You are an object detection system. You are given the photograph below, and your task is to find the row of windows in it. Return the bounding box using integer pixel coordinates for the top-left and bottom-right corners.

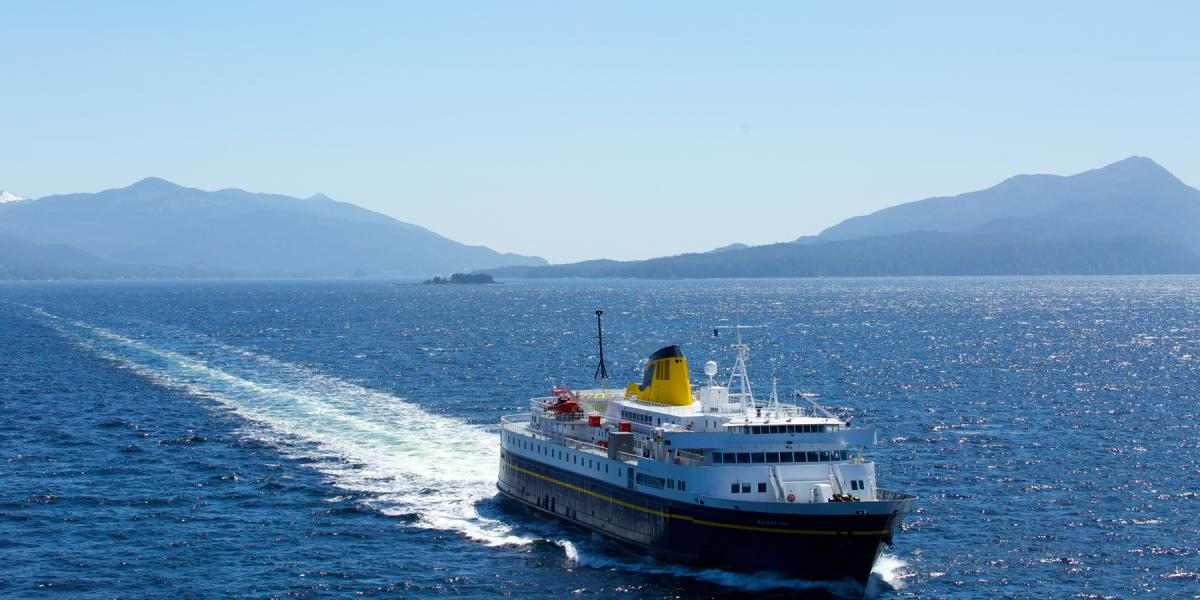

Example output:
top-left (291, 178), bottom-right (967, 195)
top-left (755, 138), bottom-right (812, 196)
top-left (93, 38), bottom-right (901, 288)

top-left (849, 479), bottom-right (867, 491)
top-left (730, 482), bottom-right (768, 494)
top-left (731, 424), bottom-right (838, 435)
top-left (506, 434), bottom-right (611, 475)
top-left (711, 449), bottom-right (850, 464)
top-left (620, 410), bottom-right (655, 425)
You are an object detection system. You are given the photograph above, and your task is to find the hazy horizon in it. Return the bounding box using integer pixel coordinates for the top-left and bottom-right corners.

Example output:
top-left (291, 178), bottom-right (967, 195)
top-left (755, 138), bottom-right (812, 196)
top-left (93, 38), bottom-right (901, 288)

top-left (4, 2), bottom-right (1199, 262)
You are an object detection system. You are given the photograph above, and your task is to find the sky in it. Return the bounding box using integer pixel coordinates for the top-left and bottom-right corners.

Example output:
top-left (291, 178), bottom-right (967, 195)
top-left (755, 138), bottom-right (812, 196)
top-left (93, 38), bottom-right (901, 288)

top-left (2, 2), bottom-right (1199, 263)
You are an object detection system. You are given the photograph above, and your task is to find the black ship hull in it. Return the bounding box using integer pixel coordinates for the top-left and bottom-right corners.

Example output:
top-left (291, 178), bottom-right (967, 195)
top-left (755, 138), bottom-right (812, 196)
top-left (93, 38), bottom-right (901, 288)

top-left (497, 451), bottom-right (908, 586)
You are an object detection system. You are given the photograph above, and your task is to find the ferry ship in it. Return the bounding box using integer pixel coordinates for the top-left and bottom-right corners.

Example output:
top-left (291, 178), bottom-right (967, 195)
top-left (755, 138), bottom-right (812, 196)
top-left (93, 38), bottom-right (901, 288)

top-left (497, 316), bottom-right (916, 585)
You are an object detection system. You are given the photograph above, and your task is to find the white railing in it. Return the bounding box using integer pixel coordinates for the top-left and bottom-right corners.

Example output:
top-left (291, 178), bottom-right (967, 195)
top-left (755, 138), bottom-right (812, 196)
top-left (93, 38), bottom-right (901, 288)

top-left (501, 413), bottom-right (640, 464)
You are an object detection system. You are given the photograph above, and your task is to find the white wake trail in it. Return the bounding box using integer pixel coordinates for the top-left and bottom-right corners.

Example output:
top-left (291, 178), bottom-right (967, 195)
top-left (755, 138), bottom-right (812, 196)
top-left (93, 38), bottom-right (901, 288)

top-left (31, 307), bottom-right (529, 547)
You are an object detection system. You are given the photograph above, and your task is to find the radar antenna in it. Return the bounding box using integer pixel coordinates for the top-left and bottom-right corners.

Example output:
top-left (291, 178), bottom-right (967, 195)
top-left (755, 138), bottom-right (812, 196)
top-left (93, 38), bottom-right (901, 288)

top-left (593, 310), bottom-right (609, 386)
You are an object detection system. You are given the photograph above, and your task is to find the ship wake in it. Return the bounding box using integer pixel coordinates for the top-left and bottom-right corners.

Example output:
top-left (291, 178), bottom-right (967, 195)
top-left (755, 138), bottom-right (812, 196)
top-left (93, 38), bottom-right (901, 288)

top-left (29, 307), bottom-right (911, 597)
top-left (28, 307), bottom-right (528, 547)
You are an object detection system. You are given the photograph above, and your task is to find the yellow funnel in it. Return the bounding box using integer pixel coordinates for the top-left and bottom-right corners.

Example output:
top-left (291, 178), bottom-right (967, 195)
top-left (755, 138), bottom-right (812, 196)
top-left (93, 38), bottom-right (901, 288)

top-left (625, 345), bottom-right (693, 406)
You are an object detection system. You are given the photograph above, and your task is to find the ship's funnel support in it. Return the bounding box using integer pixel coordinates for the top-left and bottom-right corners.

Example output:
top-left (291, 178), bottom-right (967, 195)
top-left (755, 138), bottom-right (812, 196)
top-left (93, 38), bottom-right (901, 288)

top-left (625, 345), bottom-right (693, 406)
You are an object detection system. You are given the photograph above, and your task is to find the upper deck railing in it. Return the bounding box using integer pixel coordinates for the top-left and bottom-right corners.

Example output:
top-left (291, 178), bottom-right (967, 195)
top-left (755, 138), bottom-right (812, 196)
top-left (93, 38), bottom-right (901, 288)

top-left (501, 413), bottom-right (640, 464)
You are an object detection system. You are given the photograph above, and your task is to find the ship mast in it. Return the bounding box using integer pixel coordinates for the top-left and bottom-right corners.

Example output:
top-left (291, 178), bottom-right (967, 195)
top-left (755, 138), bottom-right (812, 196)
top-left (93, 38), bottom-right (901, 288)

top-left (715, 324), bottom-right (763, 413)
top-left (593, 309), bottom-right (609, 388)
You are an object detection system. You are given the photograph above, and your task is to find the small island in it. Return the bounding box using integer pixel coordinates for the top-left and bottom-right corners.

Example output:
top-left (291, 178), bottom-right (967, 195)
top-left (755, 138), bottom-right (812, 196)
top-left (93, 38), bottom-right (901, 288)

top-left (422, 272), bottom-right (498, 285)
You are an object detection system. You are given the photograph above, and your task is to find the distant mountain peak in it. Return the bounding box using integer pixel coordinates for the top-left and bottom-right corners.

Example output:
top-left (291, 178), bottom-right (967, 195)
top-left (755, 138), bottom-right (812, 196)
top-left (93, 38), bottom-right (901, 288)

top-left (0, 177), bottom-right (547, 278)
top-left (127, 176), bottom-right (185, 191)
top-left (307, 193), bottom-right (334, 202)
top-left (1081, 155), bottom-right (1179, 183)
top-left (817, 156), bottom-right (1197, 244)
top-left (1106, 155), bottom-right (1160, 169)
top-left (0, 190), bottom-right (27, 203)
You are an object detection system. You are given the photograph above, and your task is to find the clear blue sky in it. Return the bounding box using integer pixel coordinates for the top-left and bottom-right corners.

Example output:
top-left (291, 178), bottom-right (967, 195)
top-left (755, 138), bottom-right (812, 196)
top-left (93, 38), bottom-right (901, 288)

top-left (2, 2), bottom-right (1198, 263)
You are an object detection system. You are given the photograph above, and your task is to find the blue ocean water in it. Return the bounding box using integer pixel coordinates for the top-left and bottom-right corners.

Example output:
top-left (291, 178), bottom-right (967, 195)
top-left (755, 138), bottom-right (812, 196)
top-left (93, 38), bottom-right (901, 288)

top-left (1, 277), bottom-right (1198, 598)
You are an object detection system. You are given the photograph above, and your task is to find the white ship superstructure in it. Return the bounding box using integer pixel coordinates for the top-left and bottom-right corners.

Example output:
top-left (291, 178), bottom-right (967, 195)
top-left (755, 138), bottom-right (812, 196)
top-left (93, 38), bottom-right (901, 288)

top-left (497, 318), bottom-right (915, 584)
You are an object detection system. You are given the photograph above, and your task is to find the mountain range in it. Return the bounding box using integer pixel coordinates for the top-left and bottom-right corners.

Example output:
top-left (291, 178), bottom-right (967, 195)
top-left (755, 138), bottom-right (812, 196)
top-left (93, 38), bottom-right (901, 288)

top-left (488, 156), bottom-right (1200, 279)
top-left (6, 157), bottom-right (1199, 281)
top-left (0, 178), bottom-right (545, 279)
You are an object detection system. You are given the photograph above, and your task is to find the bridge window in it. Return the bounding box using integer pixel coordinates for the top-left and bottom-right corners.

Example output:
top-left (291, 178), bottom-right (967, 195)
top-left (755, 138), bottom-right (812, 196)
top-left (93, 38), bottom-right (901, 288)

top-left (736, 452), bottom-right (750, 464)
top-left (780, 451), bottom-right (793, 462)
top-left (712, 453), bottom-right (723, 463)
top-left (807, 451), bottom-right (818, 462)
top-left (766, 452), bottom-right (779, 463)
top-left (751, 452), bottom-right (765, 463)
top-left (758, 483), bottom-right (767, 493)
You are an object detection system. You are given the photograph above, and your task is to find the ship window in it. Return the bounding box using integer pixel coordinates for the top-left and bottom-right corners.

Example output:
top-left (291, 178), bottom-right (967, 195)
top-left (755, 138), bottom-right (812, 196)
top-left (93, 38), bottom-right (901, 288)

top-left (741, 483), bottom-right (751, 493)
top-left (851, 480), bottom-right (859, 491)
top-left (731, 483), bottom-right (739, 494)
top-left (722, 452), bottom-right (734, 463)
top-left (821, 451), bottom-right (831, 462)
top-left (680, 481), bottom-right (686, 491)
top-left (711, 453), bottom-right (722, 464)
top-left (751, 452), bottom-right (765, 463)
top-left (778, 451), bottom-right (791, 462)
top-left (786, 425), bottom-right (795, 433)
top-left (807, 451), bottom-right (818, 462)
top-left (766, 452), bottom-right (779, 463)
top-left (668, 480), bottom-right (674, 489)
top-left (736, 452), bottom-right (750, 464)
top-left (758, 483), bottom-right (767, 493)
top-left (636, 473), bottom-right (665, 489)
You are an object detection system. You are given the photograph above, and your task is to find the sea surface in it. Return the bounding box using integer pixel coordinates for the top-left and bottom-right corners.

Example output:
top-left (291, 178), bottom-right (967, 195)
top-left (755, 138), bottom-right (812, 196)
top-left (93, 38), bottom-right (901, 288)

top-left (1, 277), bottom-right (1198, 598)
